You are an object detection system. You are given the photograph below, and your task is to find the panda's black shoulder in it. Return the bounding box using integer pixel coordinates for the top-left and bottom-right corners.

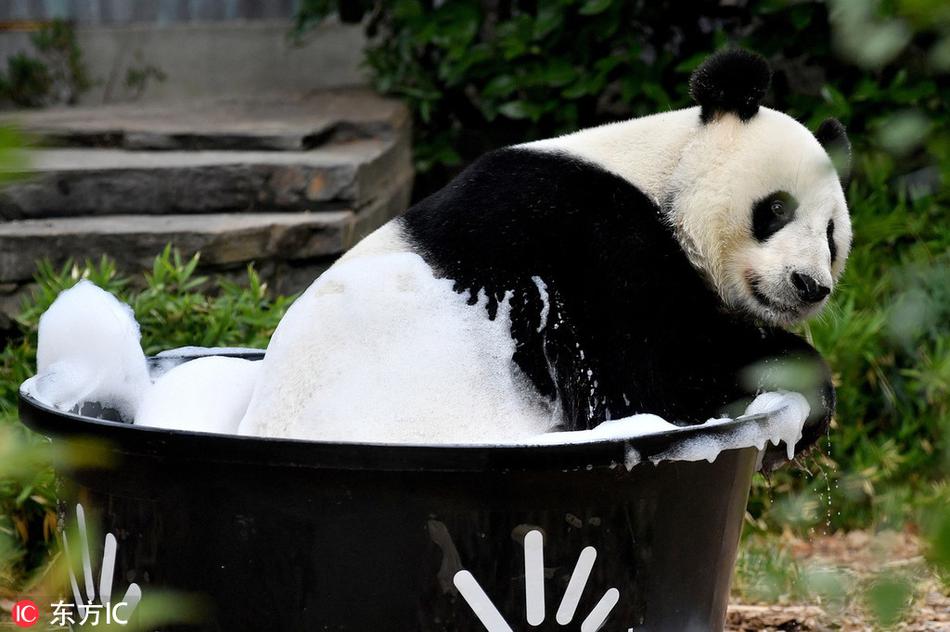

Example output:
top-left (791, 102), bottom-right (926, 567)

top-left (403, 145), bottom-right (625, 232)
top-left (401, 146), bottom-right (686, 283)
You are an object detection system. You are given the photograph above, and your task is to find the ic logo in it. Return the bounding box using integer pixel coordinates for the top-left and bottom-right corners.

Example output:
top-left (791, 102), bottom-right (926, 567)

top-left (11, 599), bottom-right (38, 627)
top-left (454, 529), bottom-right (623, 632)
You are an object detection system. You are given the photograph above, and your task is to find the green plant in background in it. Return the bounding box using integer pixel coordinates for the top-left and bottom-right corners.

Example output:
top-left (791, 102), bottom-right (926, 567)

top-left (0, 53), bottom-right (52, 108)
top-left (0, 18), bottom-right (89, 107)
top-left (0, 248), bottom-right (294, 595)
top-left (295, 0), bottom-right (947, 191)
top-left (30, 18), bottom-right (89, 105)
top-left (123, 56), bottom-right (167, 101)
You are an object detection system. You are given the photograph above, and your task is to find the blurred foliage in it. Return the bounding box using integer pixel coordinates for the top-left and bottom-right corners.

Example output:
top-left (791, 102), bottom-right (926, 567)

top-left (0, 18), bottom-right (89, 107)
top-left (733, 533), bottom-right (937, 627)
top-left (298, 0), bottom-right (949, 557)
top-left (0, 124), bottom-right (28, 184)
top-left (0, 248), bottom-right (293, 594)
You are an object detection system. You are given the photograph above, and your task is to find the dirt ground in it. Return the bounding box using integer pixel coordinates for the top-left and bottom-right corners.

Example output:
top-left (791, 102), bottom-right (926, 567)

top-left (727, 531), bottom-right (949, 631)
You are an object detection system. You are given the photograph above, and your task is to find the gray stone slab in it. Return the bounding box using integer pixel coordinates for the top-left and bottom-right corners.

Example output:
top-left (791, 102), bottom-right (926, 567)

top-left (0, 137), bottom-right (413, 219)
top-left (0, 169), bottom-right (413, 284)
top-left (0, 211), bottom-right (352, 282)
top-left (1, 89), bottom-right (409, 150)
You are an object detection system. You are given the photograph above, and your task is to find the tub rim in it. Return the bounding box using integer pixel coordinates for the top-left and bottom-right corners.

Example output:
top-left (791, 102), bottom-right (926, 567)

top-left (18, 389), bottom-right (770, 473)
top-left (18, 347), bottom-right (773, 473)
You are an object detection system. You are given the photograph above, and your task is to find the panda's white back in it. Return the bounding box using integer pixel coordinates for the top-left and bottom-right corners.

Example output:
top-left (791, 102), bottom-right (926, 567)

top-left (237, 222), bottom-right (560, 443)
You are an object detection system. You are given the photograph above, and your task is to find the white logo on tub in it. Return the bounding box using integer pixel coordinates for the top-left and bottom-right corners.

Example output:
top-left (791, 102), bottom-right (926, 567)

top-left (454, 529), bottom-right (628, 632)
top-left (55, 504), bottom-right (142, 627)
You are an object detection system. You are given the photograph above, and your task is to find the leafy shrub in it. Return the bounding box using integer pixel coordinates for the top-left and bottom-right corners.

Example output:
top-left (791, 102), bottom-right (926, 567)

top-left (0, 54), bottom-right (52, 108)
top-left (296, 0), bottom-right (948, 195)
top-left (0, 19), bottom-right (89, 108)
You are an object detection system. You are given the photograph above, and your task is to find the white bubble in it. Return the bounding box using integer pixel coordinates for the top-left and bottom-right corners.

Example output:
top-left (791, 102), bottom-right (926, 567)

top-left (21, 280), bottom-right (149, 420)
top-left (136, 356), bottom-right (260, 434)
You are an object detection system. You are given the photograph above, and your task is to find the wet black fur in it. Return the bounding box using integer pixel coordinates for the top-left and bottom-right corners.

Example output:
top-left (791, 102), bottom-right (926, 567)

top-left (401, 148), bottom-right (834, 469)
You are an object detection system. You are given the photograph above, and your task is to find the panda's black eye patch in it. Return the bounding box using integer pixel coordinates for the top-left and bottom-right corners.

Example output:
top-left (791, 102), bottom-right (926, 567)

top-left (752, 191), bottom-right (799, 242)
top-left (827, 219), bottom-right (837, 263)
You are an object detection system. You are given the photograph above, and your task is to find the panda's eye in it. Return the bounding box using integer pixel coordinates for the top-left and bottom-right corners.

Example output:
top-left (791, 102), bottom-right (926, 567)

top-left (752, 191), bottom-right (799, 242)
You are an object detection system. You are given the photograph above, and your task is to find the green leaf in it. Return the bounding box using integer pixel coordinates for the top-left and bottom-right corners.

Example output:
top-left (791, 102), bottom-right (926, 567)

top-left (541, 60), bottom-right (576, 87)
top-left (579, 0), bottom-right (613, 16)
top-left (865, 575), bottom-right (913, 626)
top-left (482, 74), bottom-right (518, 98)
top-left (498, 100), bottom-right (535, 120)
top-left (533, 4), bottom-right (564, 40)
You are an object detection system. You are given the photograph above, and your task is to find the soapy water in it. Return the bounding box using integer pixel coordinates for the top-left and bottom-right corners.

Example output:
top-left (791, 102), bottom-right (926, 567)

top-left (20, 261), bottom-right (810, 463)
top-left (638, 391), bottom-right (807, 467)
top-left (528, 392), bottom-right (807, 469)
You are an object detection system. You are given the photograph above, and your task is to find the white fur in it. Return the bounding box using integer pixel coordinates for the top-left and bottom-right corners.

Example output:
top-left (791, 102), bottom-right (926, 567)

top-left (522, 107), bottom-right (701, 204)
top-left (525, 105), bottom-right (852, 325)
top-left (337, 221), bottom-right (408, 262)
top-left (238, 223), bottom-right (559, 443)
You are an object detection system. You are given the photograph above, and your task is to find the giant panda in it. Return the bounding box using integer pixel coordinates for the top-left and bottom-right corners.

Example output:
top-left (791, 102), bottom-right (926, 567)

top-left (239, 49), bottom-right (852, 470)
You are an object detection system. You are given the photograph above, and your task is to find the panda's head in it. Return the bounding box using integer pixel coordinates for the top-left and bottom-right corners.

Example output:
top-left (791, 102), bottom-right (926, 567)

top-left (667, 49), bottom-right (853, 326)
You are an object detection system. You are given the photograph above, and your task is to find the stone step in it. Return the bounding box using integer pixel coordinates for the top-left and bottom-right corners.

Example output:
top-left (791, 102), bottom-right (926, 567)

top-left (0, 88), bottom-right (413, 220)
top-left (0, 89), bottom-right (414, 328)
top-left (0, 89), bottom-right (408, 151)
top-left (0, 169), bottom-right (413, 284)
top-left (0, 136), bottom-right (412, 220)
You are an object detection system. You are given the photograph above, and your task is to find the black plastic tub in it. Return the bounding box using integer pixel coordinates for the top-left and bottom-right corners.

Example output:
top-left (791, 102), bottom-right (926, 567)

top-left (18, 350), bottom-right (765, 632)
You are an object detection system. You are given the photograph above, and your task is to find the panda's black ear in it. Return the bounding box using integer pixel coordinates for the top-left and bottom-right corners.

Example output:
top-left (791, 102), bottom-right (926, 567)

top-left (814, 118), bottom-right (852, 188)
top-left (689, 48), bottom-right (771, 124)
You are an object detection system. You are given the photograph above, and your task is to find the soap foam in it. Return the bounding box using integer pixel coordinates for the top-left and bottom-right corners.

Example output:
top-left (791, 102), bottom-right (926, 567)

top-left (524, 392), bottom-right (809, 469)
top-left (136, 356), bottom-right (260, 434)
top-left (239, 246), bottom-right (560, 443)
top-left (21, 280), bottom-right (149, 420)
top-left (637, 391), bottom-right (809, 467)
top-left (527, 414), bottom-right (678, 445)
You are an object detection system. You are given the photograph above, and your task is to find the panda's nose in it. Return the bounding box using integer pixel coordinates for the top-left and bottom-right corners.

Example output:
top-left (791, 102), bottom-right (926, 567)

top-left (790, 272), bottom-right (830, 303)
